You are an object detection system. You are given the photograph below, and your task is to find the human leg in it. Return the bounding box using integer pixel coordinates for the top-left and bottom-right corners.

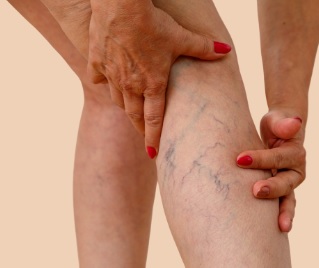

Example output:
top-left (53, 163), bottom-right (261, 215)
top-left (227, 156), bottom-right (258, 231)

top-left (152, 1), bottom-right (292, 267)
top-left (12, 0), bottom-right (292, 266)
top-left (73, 91), bottom-right (157, 267)
top-left (7, 1), bottom-right (157, 267)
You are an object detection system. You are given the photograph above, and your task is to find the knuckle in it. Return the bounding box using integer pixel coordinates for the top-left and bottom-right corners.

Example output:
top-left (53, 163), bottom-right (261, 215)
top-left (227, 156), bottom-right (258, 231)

top-left (296, 171), bottom-right (306, 185)
top-left (285, 178), bottom-right (294, 195)
top-left (291, 196), bottom-right (297, 207)
top-left (89, 58), bottom-right (105, 79)
top-left (297, 147), bottom-right (307, 162)
top-left (144, 114), bottom-right (163, 128)
top-left (201, 36), bottom-right (211, 55)
top-left (89, 54), bottom-right (102, 70)
top-left (273, 152), bottom-right (284, 168)
top-left (113, 100), bottom-right (125, 109)
top-left (144, 79), bottom-right (167, 98)
top-left (90, 72), bottom-right (106, 84)
top-left (185, 32), bottom-right (211, 56)
top-left (179, 31), bottom-right (189, 48)
top-left (119, 80), bottom-right (142, 97)
top-left (126, 111), bottom-right (143, 122)
top-left (119, 80), bottom-right (133, 92)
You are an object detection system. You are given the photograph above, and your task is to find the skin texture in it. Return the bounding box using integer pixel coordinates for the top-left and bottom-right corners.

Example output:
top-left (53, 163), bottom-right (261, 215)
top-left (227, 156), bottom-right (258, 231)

top-left (7, 0), bottom-right (157, 266)
top-left (238, 0), bottom-right (318, 231)
top-left (38, 0), bottom-right (316, 230)
top-left (42, 0), bottom-right (231, 157)
top-left (152, 0), bottom-right (291, 266)
top-left (9, 0), bottom-right (316, 266)
top-left (157, 59), bottom-right (291, 267)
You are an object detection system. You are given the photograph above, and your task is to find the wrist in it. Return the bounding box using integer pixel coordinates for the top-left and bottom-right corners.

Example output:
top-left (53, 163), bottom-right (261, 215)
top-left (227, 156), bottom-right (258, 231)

top-left (267, 104), bottom-right (308, 127)
top-left (265, 81), bottom-right (309, 124)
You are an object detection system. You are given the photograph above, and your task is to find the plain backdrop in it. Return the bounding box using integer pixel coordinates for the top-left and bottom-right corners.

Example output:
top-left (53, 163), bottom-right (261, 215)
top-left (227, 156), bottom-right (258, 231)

top-left (1, 1), bottom-right (318, 267)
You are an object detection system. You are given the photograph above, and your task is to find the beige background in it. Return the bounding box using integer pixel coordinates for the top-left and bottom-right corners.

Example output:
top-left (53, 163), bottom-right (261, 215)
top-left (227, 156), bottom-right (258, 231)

top-left (1, 1), bottom-right (318, 267)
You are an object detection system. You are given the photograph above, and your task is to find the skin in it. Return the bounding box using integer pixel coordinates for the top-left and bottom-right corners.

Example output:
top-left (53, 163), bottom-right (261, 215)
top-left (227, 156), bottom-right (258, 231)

top-left (157, 59), bottom-right (292, 267)
top-left (41, 0), bottom-right (231, 157)
top-left (152, 0), bottom-right (291, 265)
top-left (7, 0), bottom-right (157, 266)
top-left (238, 0), bottom-right (319, 231)
top-left (7, 0), bottom-right (318, 267)
top-left (39, 0), bottom-right (319, 231)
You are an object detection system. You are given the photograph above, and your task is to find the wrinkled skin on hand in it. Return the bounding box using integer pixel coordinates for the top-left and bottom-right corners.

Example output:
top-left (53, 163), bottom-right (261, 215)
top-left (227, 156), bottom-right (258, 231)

top-left (43, 0), bottom-right (230, 157)
top-left (87, 0), bottom-right (230, 157)
top-left (237, 109), bottom-right (306, 232)
top-left (42, 0), bottom-right (301, 232)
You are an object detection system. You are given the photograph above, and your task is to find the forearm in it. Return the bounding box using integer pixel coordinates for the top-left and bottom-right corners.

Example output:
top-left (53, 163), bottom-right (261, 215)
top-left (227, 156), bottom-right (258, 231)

top-left (153, 0), bottom-right (231, 42)
top-left (257, 0), bottom-right (319, 121)
top-left (40, 0), bottom-right (232, 59)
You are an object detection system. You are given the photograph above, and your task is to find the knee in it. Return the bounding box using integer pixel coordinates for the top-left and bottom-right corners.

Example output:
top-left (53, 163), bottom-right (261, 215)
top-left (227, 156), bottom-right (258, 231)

top-left (81, 80), bottom-right (115, 108)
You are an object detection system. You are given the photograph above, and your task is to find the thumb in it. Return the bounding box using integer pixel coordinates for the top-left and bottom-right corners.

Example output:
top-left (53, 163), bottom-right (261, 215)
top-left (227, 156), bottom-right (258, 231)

top-left (265, 114), bottom-right (302, 140)
top-left (178, 28), bottom-right (232, 60)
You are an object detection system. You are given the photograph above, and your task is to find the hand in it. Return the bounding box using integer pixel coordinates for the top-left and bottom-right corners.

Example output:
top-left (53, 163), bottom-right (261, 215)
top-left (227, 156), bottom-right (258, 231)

top-left (88, 0), bottom-right (231, 158)
top-left (236, 109), bottom-right (306, 232)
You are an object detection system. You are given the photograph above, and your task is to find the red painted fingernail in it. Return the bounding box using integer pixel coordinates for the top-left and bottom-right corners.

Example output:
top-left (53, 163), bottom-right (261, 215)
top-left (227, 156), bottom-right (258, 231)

top-left (147, 146), bottom-right (157, 159)
top-left (292, 117), bottom-right (302, 124)
top-left (237, 155), bottom-right (253, 166)
top-left (256, 186), bottom-right (270, 198)
top-left (214, 41), bottom-right (232, 54)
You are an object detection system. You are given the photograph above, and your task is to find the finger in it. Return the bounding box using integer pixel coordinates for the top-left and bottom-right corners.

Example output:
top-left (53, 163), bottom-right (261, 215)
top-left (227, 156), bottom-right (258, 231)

top-left (143, 86), bottom-right (166, 159)
top-left (278, 192), bottom-right (296, 232)
top-left (178, 28), bottom-right (231, 60)
top-left (87, 60), bottom-right (108, 84)
top-left (252, 170), bottom-right (303, 199)
top-left (123, 91), bottom-right (145, 135)
top-left (236, 145), bottom-right (306, 170)
top-left (87, 44), bottom-right (108, 84)
top-left (109, 83), bottom-right (125, 109)
top-left (261, 113), bottom-right (302, 142)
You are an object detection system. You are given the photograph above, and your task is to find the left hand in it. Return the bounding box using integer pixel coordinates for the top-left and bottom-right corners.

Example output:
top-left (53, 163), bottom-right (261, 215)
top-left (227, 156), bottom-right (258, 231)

top-left (236, 109), bottom-right (306, 232)
top-left (87, 0), bottom-right (231, 158)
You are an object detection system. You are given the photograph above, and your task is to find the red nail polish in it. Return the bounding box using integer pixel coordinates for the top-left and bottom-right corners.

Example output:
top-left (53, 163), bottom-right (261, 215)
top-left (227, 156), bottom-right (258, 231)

top-left (256, 186), bottom-right (270, 198)
top-left (237, 155), bottom-right (253, 166)
top-left (147, 146), bottom-right (157, 159)
top-left (214, 41), bottom-right (232, 54)
top-left (292, 117), bottom-right (302, 124)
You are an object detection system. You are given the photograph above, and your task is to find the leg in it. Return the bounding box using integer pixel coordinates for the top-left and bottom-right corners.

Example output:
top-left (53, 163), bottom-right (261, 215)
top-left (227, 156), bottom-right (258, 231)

top-left (7, 1), bottom-right (157, 267)
top-left (153, 0), bottom-right (291, 267)
top-left (12, 0), bottom-right (292, 266)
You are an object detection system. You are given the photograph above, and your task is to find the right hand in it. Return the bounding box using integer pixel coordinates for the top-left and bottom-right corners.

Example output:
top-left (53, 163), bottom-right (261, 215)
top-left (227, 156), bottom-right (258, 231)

top-left (88, 0), bottom-right (231, 158)
top-left (237, 109), bottom-right (306, 232)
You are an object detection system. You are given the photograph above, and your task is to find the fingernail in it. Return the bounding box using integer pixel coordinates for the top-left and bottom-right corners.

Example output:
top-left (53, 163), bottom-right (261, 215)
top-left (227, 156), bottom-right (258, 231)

top-left (237, 155), bottom-right (253, 166)
top-left (256, 186), bottom-right (270, 198)
top-left (292, 116), bottom-right (302, 124)
top-left (147, 146), bottom-right (157, 159)
top-left (214, 41), bottom-right (232, 54)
